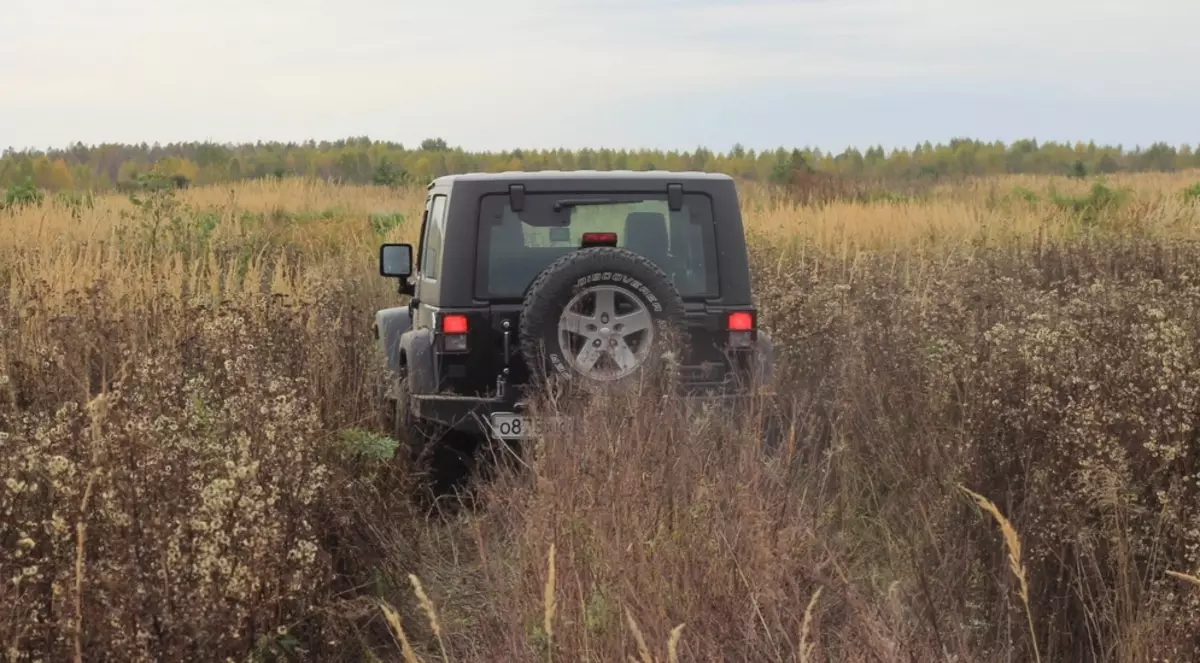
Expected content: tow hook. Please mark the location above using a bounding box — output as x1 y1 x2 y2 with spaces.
502 319 512 366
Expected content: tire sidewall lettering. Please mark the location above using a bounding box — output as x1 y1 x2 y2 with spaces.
573 271 663 313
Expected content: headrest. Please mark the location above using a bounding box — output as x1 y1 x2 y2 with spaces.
623 211 668 247
491 206 527 252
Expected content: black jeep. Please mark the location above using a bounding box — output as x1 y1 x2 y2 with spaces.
374 170 776 489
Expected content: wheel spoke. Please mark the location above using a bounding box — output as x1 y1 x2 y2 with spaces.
611 338 638 371
574 343 604 372
592 288 616 319
560 311 595 337
615 308 652 335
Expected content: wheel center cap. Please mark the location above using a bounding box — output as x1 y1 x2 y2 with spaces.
599 326 612 337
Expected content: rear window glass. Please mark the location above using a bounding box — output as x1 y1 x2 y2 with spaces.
475 192 719 300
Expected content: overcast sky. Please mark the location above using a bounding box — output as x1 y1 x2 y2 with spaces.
1 0 1196 153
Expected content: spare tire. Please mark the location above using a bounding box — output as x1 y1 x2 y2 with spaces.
519 247 686 386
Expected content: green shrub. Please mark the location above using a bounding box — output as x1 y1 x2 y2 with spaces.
3 178 43 210
1050 182 1130 226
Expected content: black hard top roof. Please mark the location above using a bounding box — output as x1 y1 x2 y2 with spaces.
429 169 734 188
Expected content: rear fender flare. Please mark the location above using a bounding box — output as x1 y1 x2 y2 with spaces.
375 306 410 372
375 307 436 395
400 328 437 394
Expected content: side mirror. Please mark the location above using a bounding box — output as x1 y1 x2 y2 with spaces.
379 243 413 278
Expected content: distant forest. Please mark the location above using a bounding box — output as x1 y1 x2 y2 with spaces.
1 137 1197 193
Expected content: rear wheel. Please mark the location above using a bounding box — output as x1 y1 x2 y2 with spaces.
379 366 475 504
377 365 414 441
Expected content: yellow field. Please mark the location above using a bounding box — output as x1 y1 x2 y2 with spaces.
3 171 1200 662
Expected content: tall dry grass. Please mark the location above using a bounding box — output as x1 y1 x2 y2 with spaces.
2 172 1200 661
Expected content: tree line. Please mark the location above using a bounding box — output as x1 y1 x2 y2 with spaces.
1 136 1197 193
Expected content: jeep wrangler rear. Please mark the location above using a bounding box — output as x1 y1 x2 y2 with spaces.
373 171 774 485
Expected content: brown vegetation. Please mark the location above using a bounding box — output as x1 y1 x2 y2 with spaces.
3 172 1200 661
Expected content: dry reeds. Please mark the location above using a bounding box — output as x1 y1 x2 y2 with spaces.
959 485 1040 663
4 172 1200 661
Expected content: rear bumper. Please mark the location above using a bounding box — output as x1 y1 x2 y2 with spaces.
411 381 775 437
412 392 518 434
405 330 774 436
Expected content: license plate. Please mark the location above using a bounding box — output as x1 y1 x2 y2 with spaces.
488 412 540 439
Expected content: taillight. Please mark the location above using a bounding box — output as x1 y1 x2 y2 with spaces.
442 314 468 334
726 311 755 349
728 312 754 331
440 313 469 352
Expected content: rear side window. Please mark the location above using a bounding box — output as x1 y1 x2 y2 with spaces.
475 192 718 300
420 194 447 279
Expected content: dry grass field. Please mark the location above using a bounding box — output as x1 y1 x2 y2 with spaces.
3 171 1200 662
